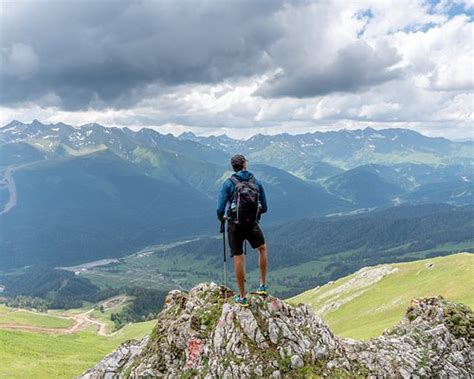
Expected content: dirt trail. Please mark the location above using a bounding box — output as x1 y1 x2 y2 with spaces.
0 295 128 336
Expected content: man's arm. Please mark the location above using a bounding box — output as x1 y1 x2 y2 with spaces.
216 180 230 220
258 181 268 214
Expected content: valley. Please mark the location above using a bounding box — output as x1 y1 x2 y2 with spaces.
75 223 473 299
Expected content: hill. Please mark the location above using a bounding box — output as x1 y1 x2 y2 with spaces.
288 253 474 340
81 282 473 378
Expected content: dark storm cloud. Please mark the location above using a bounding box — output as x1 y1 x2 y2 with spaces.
257 40 404 98
0 0 405 110
0 0 284 110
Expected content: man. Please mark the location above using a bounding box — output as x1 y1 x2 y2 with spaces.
216 154 268 307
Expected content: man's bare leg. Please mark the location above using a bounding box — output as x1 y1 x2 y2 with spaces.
234 255 246 298
257 244 267 285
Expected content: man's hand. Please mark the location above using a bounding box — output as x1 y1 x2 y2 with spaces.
219 216 227 233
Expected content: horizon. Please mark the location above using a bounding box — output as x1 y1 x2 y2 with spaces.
1 1 473 140
2 118 469 142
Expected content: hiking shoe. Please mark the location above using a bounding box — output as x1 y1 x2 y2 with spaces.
256 284 268 296
233 295 250 307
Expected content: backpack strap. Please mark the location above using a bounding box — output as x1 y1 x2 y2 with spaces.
230 176 240 185
230 175 255 184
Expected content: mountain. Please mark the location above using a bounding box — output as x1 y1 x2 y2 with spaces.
403 178 473 206
324 165 403 207
0 149 215 268
0 120 228 165
81 282 473 378
251 164 349 219
0 142 46 166
179 127 474 171
1 120 473 270
288 253 474 339
2 121 473 204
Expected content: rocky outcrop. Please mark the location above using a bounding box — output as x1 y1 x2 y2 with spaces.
81 283 473 378
81 337 149 379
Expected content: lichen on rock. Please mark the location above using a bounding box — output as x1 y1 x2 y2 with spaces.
80 283 473 378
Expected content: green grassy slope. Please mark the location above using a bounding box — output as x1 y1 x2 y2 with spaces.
0 305 73 328
0 298 155 379
0 321 154 379
288 253 474 340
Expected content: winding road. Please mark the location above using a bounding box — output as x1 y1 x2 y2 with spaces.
0 296 128 336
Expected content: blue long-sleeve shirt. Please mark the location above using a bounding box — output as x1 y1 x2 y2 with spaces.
216 170 268 220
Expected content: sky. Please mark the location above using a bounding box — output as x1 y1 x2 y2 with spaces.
0 0 473 139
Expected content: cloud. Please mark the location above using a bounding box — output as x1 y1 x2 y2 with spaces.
257 40 403 98
0 0 283 110
0 0 472 139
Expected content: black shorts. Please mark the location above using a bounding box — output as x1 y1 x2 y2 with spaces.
227 222 265 257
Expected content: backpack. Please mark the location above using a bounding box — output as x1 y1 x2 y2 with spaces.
229 176 260 224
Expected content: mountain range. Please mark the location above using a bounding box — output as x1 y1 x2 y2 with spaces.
0 120 473 268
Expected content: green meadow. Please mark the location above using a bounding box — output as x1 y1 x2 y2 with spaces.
288 253 474 340
0 305 73 329
0 321 155 379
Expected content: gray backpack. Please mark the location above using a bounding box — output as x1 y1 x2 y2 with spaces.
230 176 260 224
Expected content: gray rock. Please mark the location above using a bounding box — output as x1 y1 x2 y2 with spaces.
80 285 474 379
290 354 304 368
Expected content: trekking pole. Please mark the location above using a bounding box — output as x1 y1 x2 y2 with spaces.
244 240 247 283
220 219 228 302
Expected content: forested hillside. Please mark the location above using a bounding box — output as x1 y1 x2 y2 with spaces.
1 121 472 270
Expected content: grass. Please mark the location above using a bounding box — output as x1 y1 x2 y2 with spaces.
0 305 73 328
288 253 474 340
0 297 155 378
0 321 155 379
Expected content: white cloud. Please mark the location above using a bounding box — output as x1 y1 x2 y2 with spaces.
392 15 474 91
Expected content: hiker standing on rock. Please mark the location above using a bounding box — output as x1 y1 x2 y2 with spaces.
217 154 268 307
